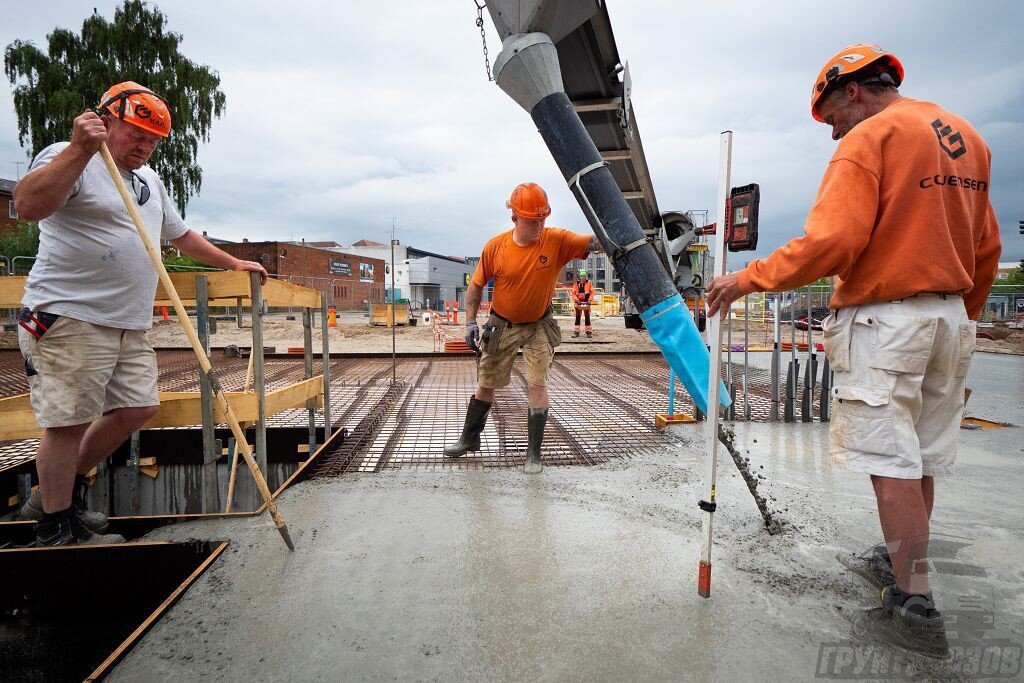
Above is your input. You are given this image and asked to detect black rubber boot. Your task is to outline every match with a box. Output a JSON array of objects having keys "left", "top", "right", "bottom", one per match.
[
  {"left": 444, "top": 397, "right": 491, "bottom": 457},
  {"left": 523, "top": 407, "right": 548, "bottom": 474}
]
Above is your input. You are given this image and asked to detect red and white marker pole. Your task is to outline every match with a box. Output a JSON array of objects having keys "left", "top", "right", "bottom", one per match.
[{"left": 698, "top": 130, "right": 733, "bottom": 598}]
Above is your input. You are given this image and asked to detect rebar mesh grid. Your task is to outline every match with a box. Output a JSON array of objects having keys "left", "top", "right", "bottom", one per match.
[{"left": 1, "top": 350, "right": 829, "bottom": 475}]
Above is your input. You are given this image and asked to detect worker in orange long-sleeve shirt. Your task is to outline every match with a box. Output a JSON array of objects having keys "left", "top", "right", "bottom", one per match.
[
  {"left": 706, "top": 44, "right": 1001, "bottom": 658},
  {"left": 572, "top": 269, "right": 595, "bottom": 338}
]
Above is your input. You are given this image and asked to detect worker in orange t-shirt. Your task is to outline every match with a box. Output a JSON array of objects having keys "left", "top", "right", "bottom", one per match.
[
  {"left": 706, "top": 44, "right": 1001, "bottom": 657},
  {"left": 444, "top": 183, "right": 595, "bottom": 473},
  {"left": 572, "top": 269, "right": 595, "bottom": 338}
]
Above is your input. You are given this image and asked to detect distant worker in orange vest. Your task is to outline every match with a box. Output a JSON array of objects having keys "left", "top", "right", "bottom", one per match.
[
  {"left": 444, "top": 182, "right": 597, "bottom": 473},
  {"left": 706, "top": 44, "right": 1001, "bottom": 657},
  {"left": 572, "top": 269, "right": 595, "bottom": 338}
]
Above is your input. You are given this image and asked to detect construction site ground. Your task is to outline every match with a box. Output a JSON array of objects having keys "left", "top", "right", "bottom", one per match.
[
  {"left": 95, "top": 315, "right": 1024, "bottom": 681},
  {"left": 2, "top": 313, "right": 1022, "bottom": 680}
]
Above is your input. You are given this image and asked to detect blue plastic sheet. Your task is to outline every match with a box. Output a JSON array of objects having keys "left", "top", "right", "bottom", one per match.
[{"left": 640, "top": 294, "right": 731, "bottom": 414}]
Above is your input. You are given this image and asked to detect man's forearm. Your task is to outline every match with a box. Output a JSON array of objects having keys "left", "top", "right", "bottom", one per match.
[
  {"left": 13, "top": 147, "right": 94, "bottom": 221},
  {"left": 466, "top": 282, "right": 482, "bottom": 320},
  {"left": 171, "top": 230, "right": 240, "bottom": 270}
]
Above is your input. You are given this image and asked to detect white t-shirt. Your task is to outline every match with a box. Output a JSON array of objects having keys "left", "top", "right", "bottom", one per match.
[{"left": 21, "top": 142, "right": 189, "bottom": 329}]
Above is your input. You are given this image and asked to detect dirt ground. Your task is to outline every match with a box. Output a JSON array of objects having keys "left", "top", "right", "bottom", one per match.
[{"left": 3, "top": 312, "right": 1022, "bottom": 355}]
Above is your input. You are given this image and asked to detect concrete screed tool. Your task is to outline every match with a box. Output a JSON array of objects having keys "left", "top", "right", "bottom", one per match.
[{"left": 98, "top": 143, "right": 295, "bottom": 551}]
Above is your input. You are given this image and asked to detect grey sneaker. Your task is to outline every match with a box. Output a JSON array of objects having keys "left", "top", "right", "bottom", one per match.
[
  {"left": 20, "top": 485, "right": 110, "bottom": 533},
  {"left": 837, "top": 544, "right": 895, "bottom": 592},
  {"left": 34, "top": 509, "right": 125, "bottom": 546}
]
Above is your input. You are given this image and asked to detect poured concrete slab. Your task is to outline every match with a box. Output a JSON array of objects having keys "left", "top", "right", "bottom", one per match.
[{"left": 108, "top": 352, "right": 1024, "bottom": 681}]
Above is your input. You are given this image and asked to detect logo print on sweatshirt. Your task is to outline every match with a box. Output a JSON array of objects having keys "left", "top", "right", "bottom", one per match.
[
  {"left": 931, "top": 119, "right": 966, "bottom": 160},
  {"left": 539, "top": 255, "right": 548, "bottom": 265}
]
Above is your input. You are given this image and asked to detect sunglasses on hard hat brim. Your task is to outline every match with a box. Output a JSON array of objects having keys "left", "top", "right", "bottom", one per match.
[
  {"left": 817, "top": 64, "right": 897, "bottom": 99},
  {"left": 98, "top": 87, "right": 170, "bottom": 119}
]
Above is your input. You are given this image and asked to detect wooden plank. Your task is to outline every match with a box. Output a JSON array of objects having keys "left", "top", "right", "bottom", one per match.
[
  {"left": 0, "top": 276, "right": 27, "bottom": 307},
  {"left": 0, "top": 377, "right": 324, "bottom": 438},
  {"left": 6, "top": 271, "right": 318, "bottom": 309},
  {"left": 261, "top": 277, "right": 321, "bottom": 308}
]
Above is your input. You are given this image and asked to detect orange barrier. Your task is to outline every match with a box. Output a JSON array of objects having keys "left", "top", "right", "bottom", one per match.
[{"left": 444, "top": 340, "right": 474, "bottom": 354}]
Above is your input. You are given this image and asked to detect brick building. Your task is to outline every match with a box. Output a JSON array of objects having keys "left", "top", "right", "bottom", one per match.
[
  {"left": 215, "top": 240, "right": 386, "bottom": 310},
  {"left": 1, "top": 178, "right": 18, "bottom": 235}
]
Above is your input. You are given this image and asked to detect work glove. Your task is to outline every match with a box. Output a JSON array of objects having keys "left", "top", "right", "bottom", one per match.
[{"left": 465, "top": 320, "right": 480, "bottom": 352}]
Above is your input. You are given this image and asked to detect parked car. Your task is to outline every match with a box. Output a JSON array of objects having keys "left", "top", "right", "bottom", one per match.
[{"left": 793, "top": 307, "right": 830, "bottom": 331}]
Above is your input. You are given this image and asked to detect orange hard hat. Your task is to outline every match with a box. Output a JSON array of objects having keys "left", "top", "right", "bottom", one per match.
[
  {"left": 98, "top": 81, "right": 172, "bottom": 138},
  {"left": 506, "top": 182, "right": 551, "bottom": 220},
  {"left": 810, "top": 44, "right": 904, "bottom": 122}
]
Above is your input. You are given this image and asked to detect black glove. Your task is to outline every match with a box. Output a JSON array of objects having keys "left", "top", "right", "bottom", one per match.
[{"left": 465, "top": 320, "right": 480, "bottom": 352}]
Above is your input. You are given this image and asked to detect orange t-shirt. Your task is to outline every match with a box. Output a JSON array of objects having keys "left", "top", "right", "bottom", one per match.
[
  {"left": 472, "top": 227, "right": 591, "bottom": 323},
  {"left": 736, "top": 98, "right": 1001, "bottom": 319}
]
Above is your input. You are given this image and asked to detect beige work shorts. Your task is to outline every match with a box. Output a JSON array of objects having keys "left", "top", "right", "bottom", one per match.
[
  {"left": 477, "top": 315, "right": 560, "bottom": 389},
  {"left": 19, "top": 314, "right": 159, "bottom": 428},
  {"left": 823, "top": 295, "right": 975, "bottom": 479}
]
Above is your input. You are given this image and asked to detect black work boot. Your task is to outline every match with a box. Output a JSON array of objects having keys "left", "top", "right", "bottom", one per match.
[
  {"left": 859, "top": 585, "right": 948, "bottom": 659},
  {"left": 21, "top": 475, "right": 110, "bottom": 532},
  {"left": 444, "top": 397, "right": 491, "bottom": 457},
  {"left": 34, "top": 507, "right": 125, "bottom": 546},
  {"left": 523, "top": 407, "right": 548, "bottom": 474}
]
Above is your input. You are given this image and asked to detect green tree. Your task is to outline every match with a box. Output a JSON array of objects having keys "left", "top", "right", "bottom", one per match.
[
  {"left": 1003, "top": 260, "right": 1024, "bottom": 286},
  {"left": 4, "top": 0, "right": 226, "bottom": 216},
  {"left": 0, "top": 219, "right": 40, "bottom": 273},
  {"left": 162, "top": 252, "right": 217, "bottom": 273}
]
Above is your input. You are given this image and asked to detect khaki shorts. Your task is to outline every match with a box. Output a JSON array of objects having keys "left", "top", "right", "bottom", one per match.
[
  {"left": 823, "top": 295, "right": 975, "bottom": 479},
  {"left": 477, "top": 314, "right": 560, "bottom": 389},
  {"left": 19, "top": 314, "right": 159, "bottom": 428}
]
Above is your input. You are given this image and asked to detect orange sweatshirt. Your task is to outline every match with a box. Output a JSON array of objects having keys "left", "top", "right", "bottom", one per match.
[
  {"left": 736, "top": 98, "right": 1001, "bottom": 319},
  {"left": 472, "top": 227, "right": 591, "bottom": 323}
]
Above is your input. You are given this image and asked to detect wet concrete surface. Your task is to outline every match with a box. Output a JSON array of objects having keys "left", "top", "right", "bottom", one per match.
[{"left": 108, "top": 354, "right": 1024, "bottom": 682}]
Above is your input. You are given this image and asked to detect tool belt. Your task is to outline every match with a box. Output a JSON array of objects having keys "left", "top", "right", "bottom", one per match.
[
  {"left": 482, "top": 307, "right": 561, "bottom": 353},
  {"left": 17, "top": 308, "right": 60, "bottom": 341}
]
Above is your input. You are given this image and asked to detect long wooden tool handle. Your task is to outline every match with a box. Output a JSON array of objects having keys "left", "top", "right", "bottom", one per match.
[
  {"left": 99, "top": 144, "right": 294, "bottom": 550},
  {"left": 224, "top": 353, "right": 256, "bottom": 513}
]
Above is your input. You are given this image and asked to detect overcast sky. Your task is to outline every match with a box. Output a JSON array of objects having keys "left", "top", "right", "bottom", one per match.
[{"left": 2, "top": 1, "right": 1021, "bottom": 264}]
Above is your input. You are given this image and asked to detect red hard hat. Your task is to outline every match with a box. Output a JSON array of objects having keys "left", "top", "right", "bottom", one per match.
[
  {"left": 506, "top": 182, "right": 551, "bottom": 220},
  {"left": 810, "top": 44, "right": 904, "bottom": 122},
  {"left": 98, "top": 81, "right": 172, "bottom": 138}
]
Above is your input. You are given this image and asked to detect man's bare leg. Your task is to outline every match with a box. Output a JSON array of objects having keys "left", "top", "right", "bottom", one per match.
[
  {"left": 77, "top": 406, "right": 158, "bottom": 475},
  {"left": 525, "top": 382, "right": 548, "bottom": 410},
  {"left": 872, "top": 475, "right": 930, "bottom": 595},
  {"left": 922, "top": 475, "right": 934, "bottom": 520},
  {"left": 37, "top": 423, "right": 90, "bottom": 513}
]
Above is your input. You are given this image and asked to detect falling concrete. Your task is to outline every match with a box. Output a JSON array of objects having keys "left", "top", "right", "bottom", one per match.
[{"left": 107, "top": 353, "right": 1024, "bottom": 682}]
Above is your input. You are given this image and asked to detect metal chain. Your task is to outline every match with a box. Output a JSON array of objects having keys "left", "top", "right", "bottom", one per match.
[{"left": 474, "top": 1, "right": 493, "bottom": 82}]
